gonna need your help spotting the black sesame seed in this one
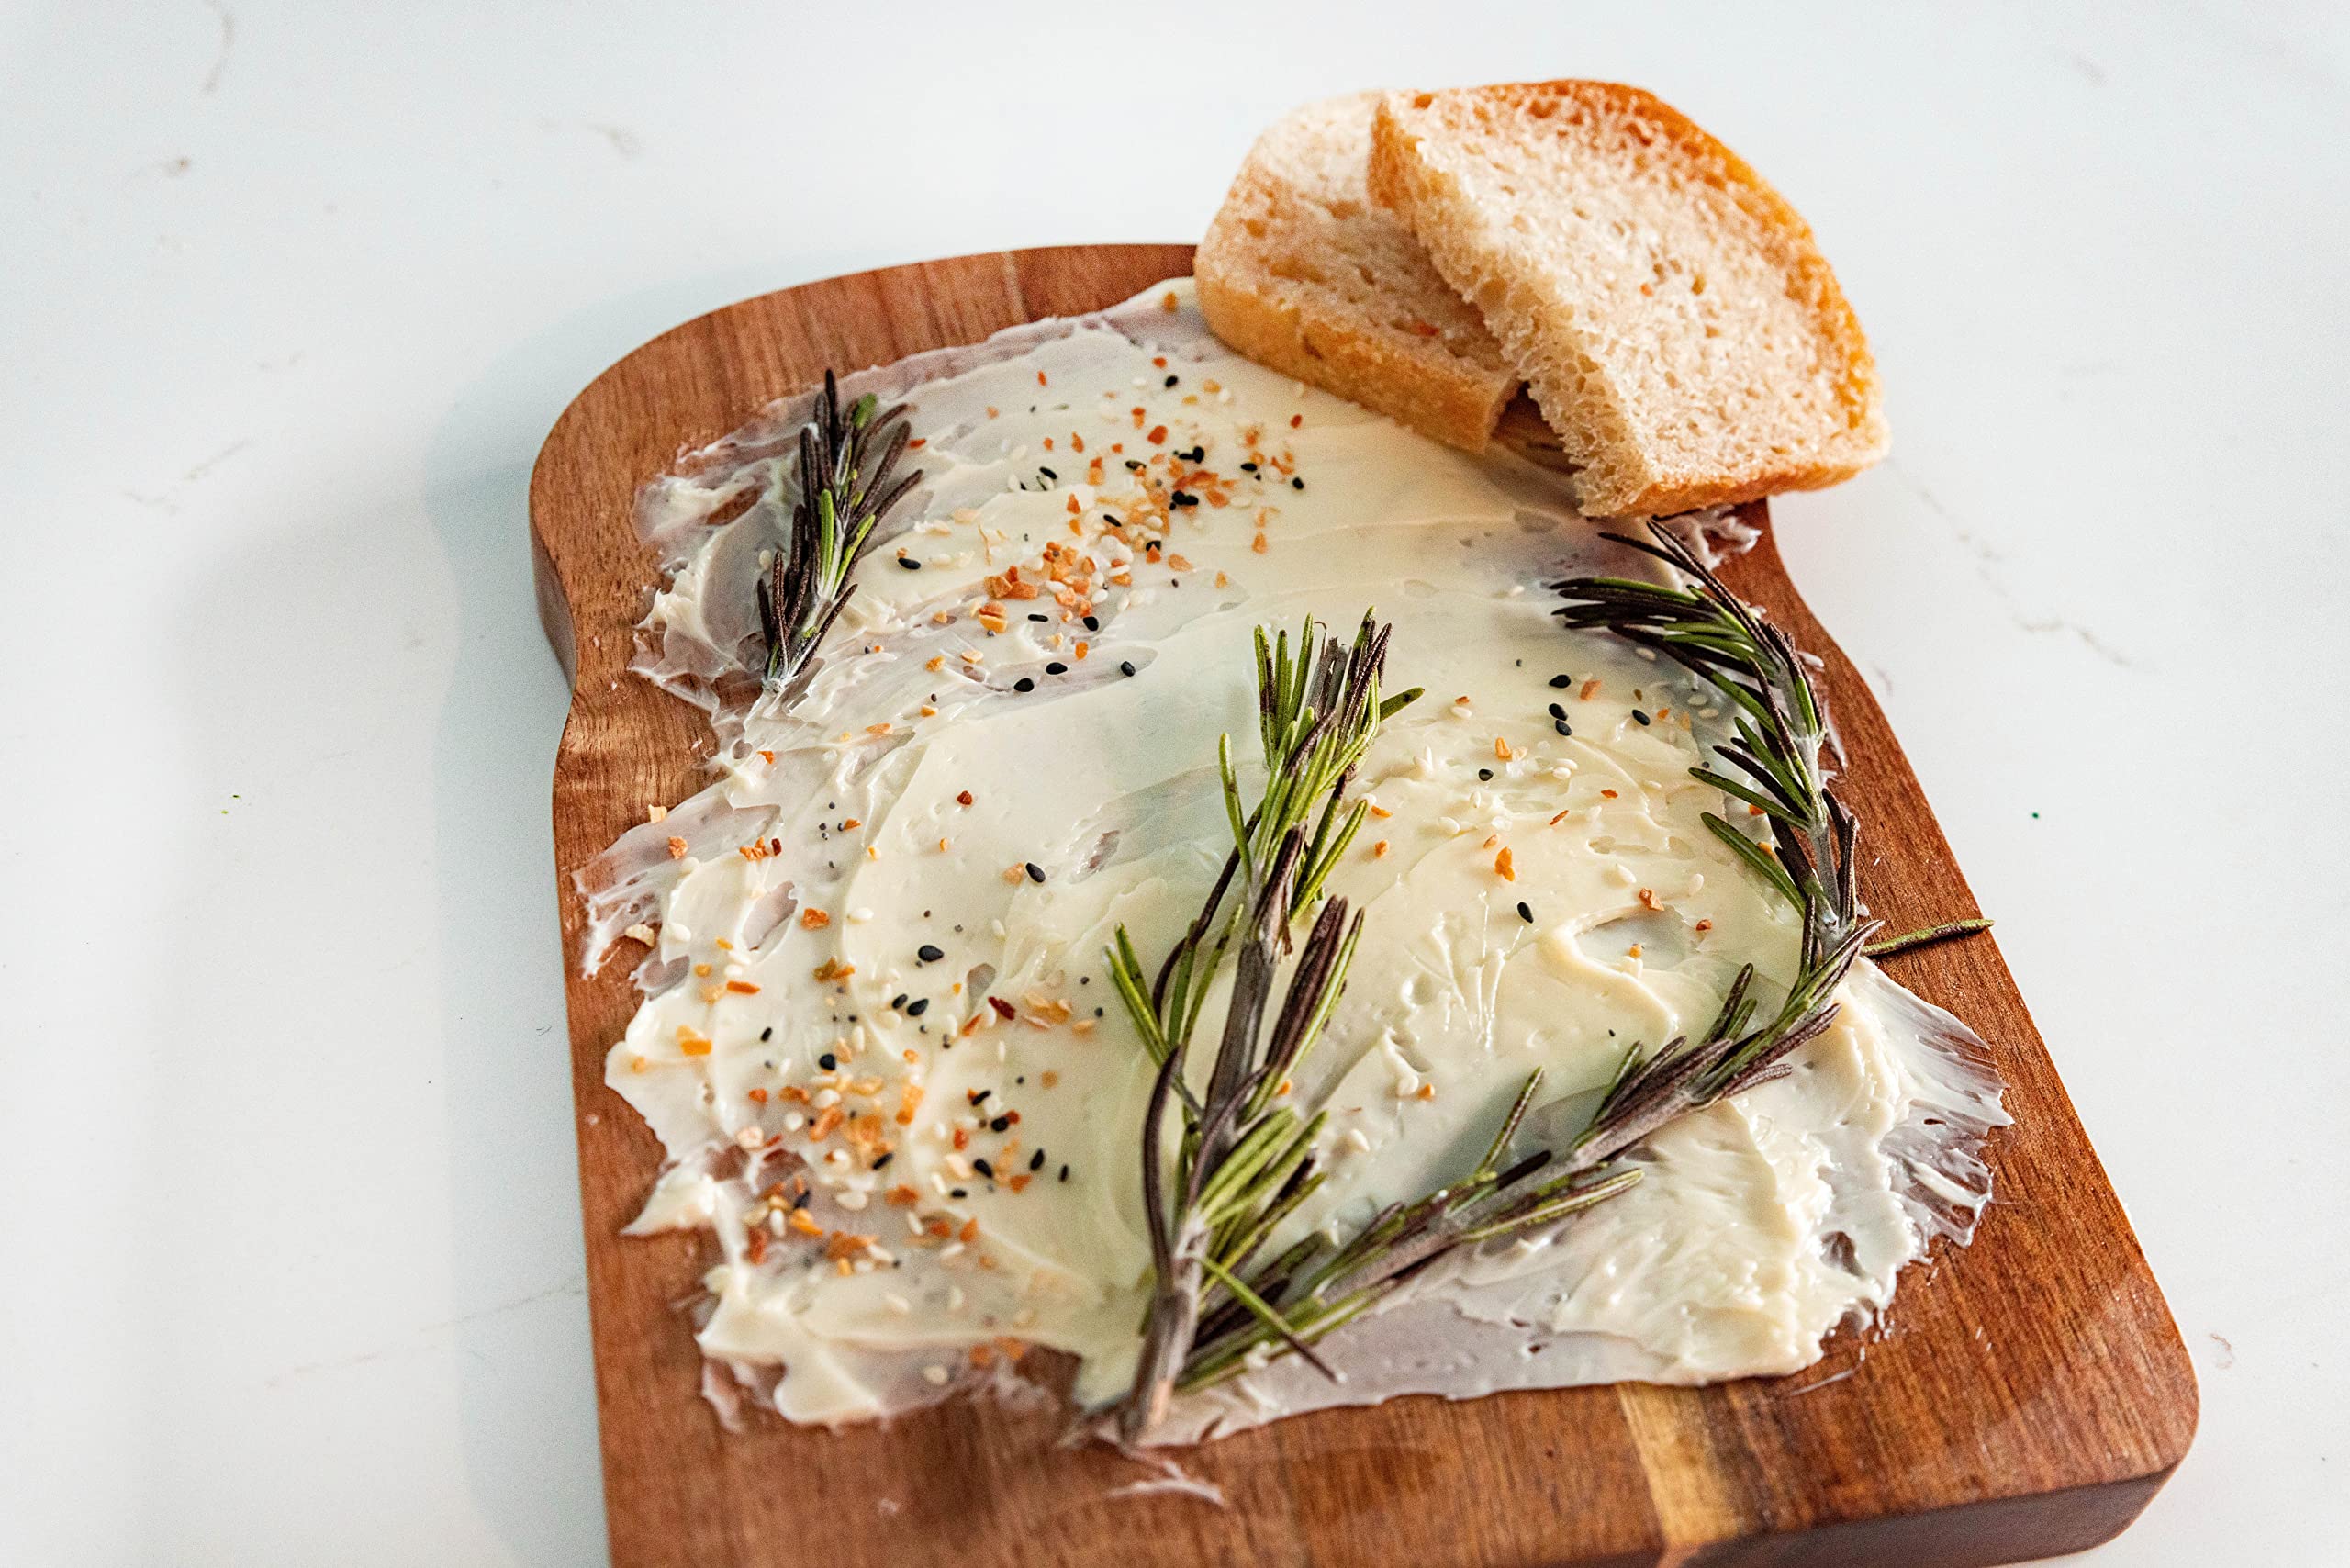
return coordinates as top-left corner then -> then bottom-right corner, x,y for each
1548,702 -> 1568,721
758,1026 -> 773,1042
950,1187 -> 968,1199
1037,465 -> 1058,480
1478,768 -> 1494,782
1013,677 -> 1035,693
872,1152 -> 892,1170
974,1159 -> 994,1178
1290,476 -> 1304,490
1169,491 -> 1199,508
969,1090 -> 991,1105
1046,661 -> 1068,675
1548,674 -> 1573,689
1024,862 -> 1046,883
917,944 -> 944,963
1027,611 -> 1048,622
1517,901 -> 1534,924
1163,374 -> 1179,387
1119,660 -> 1136,677
1632,709 -> 1651,725
1058,1164 -> 1070,1182
890,993 -> 908,1011
1029,1148 -> 1046,1171
906,997 -> 929,1016
896,556 -> 923,570
990,1114 -> 1011,1133
1239,461 -> 1259,473
1082,615 -> 1100,632
1554,719 -> 1572,736
1125,458 -> 1145,471
817,1052 -> 837,1070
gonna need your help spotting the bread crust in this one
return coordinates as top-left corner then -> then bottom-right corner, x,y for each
1195,95 -> 1516,452
1370,81 -> 1889,516
1192,268 -> 1512,454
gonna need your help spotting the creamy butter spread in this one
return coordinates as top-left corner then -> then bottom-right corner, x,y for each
580,281 -> 2006,1439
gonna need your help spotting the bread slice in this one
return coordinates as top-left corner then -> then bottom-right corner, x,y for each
1196,93 -> 1517,452
1368,81 -> 1888,516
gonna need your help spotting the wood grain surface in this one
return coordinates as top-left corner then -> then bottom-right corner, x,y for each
529,244 -> 2195,1568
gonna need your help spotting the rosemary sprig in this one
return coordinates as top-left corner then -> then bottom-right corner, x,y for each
1102,612 -> 1420,1439
1123,521 -> 1892,1416
1541,520 -> 1881,1132
755,370 -> 923,699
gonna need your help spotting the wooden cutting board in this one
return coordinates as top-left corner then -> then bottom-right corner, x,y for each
530,244 -> 2195,1568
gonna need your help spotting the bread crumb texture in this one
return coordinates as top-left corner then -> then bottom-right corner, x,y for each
1368,80 -> 1889,516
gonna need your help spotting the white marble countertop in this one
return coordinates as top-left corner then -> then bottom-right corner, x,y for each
4,4 -> 2343,1563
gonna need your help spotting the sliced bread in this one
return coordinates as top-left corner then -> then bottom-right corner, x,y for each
1195,92 -> 1517,452
1368,81 -> 1889,517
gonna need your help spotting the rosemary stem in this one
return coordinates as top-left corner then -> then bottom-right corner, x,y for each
1863,916 -> 1994,958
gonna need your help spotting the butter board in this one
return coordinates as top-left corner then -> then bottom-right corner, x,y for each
530,244 -> 2194,1568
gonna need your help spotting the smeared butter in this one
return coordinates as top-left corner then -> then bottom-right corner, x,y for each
579,282 -> 2006,1437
